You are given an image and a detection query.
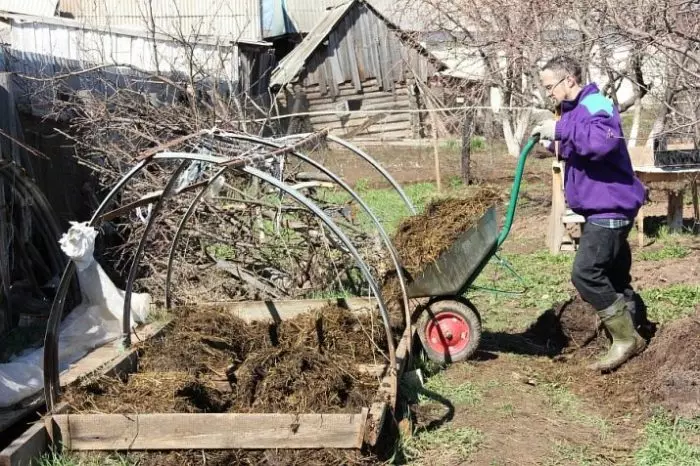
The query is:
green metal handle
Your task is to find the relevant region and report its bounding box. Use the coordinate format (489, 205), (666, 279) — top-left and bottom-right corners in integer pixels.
(496, 135), (540, 247)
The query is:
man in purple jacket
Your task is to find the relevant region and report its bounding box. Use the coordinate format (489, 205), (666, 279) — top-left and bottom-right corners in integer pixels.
(531, 55), (651, 372)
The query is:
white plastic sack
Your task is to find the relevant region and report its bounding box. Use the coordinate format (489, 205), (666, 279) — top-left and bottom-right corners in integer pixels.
(0, 222), (152, 408)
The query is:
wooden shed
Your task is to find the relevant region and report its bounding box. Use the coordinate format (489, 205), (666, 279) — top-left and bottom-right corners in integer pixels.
(269, 0), (446, 139)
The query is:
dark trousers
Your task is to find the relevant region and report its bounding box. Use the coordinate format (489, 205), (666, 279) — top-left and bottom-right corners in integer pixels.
(572, 222), (634, 311)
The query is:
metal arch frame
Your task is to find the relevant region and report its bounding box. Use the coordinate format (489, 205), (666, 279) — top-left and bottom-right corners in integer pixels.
(205, 134), (412, 336)
(164, 165), (229, 310)
(276, 133), (417, 215)
(0, 165), (80, 303)
(43, 158), (150, 411)
(144, 156), (398, 371)
(44, 148), (402, 410)
(121, 161), (188, 343)
(240, 165), (397, 376)
(44, 153), (232, 409)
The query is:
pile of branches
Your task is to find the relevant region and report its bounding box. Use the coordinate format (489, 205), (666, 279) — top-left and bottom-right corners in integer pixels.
(50, 75), (386, 305)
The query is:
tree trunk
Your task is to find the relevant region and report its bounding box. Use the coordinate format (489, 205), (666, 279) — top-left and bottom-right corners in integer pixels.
(627, 97), (642, 148)
(461, 110), (474, 184)
(667, 190), (685, 233)
(502, 110), (532, 157)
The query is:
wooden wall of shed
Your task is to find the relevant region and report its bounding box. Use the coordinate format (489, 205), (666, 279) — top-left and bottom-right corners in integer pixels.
(300, 78), (419, 139)
(300, 2), (437, 102)
(273, 2), (443, 139)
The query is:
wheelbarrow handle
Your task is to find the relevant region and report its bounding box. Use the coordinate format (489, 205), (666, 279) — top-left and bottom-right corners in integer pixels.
(496, 135), (540, 248)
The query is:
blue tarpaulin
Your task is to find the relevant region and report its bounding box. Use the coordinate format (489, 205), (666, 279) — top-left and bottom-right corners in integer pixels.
(262, 0), (297, 38)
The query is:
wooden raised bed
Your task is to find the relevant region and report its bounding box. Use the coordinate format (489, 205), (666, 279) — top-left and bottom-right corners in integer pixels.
(0, 321), (169, 466)
(5, 298), (413, 463)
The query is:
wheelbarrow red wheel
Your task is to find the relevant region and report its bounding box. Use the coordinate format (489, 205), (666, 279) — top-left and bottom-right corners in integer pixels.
(418, 299), (482, 364)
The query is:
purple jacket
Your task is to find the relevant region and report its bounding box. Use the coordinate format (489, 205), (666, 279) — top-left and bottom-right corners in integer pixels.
(552, 83), (646, 220)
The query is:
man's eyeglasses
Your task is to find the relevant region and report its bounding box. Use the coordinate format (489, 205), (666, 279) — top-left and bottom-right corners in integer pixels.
(545, 76), (567, 92)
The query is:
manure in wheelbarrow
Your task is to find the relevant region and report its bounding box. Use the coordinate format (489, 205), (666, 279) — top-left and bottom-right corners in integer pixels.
(392, 186), (503, 276)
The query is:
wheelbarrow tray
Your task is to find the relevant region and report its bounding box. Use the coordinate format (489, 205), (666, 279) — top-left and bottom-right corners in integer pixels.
(405, 206), (498, 298)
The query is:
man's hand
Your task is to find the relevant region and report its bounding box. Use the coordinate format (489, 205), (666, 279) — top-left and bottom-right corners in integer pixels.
(531, 119), (557, 141)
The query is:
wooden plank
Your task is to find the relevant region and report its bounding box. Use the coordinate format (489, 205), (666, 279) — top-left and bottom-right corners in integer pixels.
(310, 112), (409, 126)
(344, 15), (362, 92)
(199, 298), (376, 323)
(50, 411), (369, 451)
(0, 322), (168, 463)
(0, 321), (168, 435)
(356, 364), (388, 377)
(308, 93), (409, 108)
(0, 403), (66, 466)
(667, 190), (685, 233)
(547, 161), (566, 254)
(634, 170), (700, 183)
(62, 321), (169, 386)
(0, 422), (47, 466)
(375, 323), (415, 409)
(306, 86), (408, 102)
(364, 402), (387, 447)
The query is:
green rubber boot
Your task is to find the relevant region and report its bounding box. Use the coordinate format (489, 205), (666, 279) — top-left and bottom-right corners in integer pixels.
(588, 298), (647, 372)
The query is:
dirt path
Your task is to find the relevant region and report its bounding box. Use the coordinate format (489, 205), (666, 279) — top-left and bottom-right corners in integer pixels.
(390, 151), (700, 465)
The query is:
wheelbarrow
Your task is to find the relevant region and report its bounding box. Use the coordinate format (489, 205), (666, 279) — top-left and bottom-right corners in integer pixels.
(406, 136), (539, 363)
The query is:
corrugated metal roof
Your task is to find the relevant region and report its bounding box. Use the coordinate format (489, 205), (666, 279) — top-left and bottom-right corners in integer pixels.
(0, 0), (57, 17)
(5, 13), (257, 115)
(6, 14), (243, 72)
(283, 0), (430, 33)
(58, 0), (262, 41)
(2, 13), (270, 46)
(429, 47), (486, 80)
(364, 0), (430, 31)
(270, 0), (353, 87)
(283, 0), (341, 34)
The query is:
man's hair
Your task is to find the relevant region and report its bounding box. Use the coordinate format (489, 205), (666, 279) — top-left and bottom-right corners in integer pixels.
(542, 55), (583, 84)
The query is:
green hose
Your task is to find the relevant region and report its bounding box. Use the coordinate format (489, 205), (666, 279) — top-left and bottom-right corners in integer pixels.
(496, 135), (540, 248)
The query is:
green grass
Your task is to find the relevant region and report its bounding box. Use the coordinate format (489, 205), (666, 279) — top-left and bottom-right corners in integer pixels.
(638, 242), (690, 261)
(470, 250), (574, 332)
(37, 451), (134, 466)
(640, 284), (700, 324)
(320, 181), (439, 234)
(399, 425), (483, 464)
(541, 383), (610, 435)
(418, 371), (483, 406)
(634, 412), (700, 466)
(545, 442), (609, 466)
(206, 242), (237, 261)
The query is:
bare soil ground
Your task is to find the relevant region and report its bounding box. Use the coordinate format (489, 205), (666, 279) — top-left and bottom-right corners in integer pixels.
(51, 142), (699, 465)
(340, 142), (700, 465)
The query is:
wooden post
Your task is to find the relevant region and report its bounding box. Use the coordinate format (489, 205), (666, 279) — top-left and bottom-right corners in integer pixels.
(667, 190), (685, 233)
(636, 172), (647, 248)
(430, 110), (442, 193)
(692, 180), (699, 234)
(637, 205), (646, 248)
(547, 161), (566, 254)
(461, 110), (473, 184)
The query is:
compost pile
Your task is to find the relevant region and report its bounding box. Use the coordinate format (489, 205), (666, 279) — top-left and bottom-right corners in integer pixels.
(391, 186), (502, 276)
(621, 307), (700, 417)
(523, 296), (606, 356)
(66, 305), (387, 416)
(524, 297), (700, 418)
(71, 449), (378, 466)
